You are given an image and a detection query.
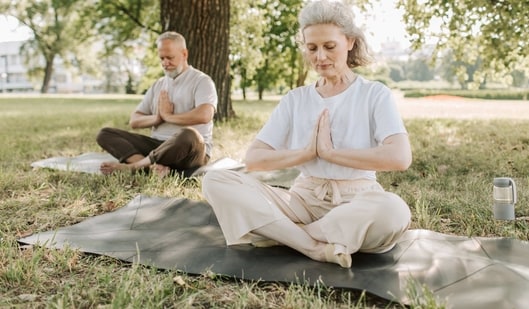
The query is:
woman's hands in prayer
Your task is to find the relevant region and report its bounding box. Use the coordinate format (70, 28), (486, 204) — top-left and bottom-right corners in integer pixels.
(305, 111), (320, 161)
(309, 108), (412, 171)
(316, 109), (334, 159)
(306, 108), (334, 160)
(246, 107), (410, 172)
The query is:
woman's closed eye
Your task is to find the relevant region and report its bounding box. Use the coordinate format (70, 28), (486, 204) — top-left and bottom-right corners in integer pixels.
(307, 44), (336, 52)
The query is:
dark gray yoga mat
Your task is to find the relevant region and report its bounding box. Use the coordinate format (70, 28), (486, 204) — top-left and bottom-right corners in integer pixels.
(18, 194), (529, 309)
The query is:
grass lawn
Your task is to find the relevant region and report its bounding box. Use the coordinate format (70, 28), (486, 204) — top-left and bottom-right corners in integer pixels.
(1, 95), (528, 308)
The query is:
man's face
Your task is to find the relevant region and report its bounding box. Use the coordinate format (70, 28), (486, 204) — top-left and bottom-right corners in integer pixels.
(158, 39), (187, 78)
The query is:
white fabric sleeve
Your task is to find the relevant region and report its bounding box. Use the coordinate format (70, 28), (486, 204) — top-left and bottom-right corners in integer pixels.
(194, 76), (218, 111)
(371, 84), (407, 144)
(135, 78), (164, 114)
(255, 95), (292, 150)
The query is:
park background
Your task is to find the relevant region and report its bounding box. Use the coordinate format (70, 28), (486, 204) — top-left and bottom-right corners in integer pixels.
(1, 0), (528, 106)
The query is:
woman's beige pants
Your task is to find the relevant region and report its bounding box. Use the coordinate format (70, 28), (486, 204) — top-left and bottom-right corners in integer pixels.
(202, 169), (411, 255)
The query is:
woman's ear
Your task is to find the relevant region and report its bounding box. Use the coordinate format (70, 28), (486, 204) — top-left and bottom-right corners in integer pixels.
(348, 38), (355, 51)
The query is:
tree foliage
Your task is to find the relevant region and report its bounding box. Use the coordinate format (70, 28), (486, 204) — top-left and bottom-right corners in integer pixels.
(230, 0), (267, 100)
(397, 0), (529, 88)
(4, 0), (528, 102)
(98, 0), (159, 40)
(95, 0), (160, 93)
(254, 0), (304, 100)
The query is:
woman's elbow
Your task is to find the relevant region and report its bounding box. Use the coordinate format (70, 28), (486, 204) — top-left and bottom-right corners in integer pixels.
(244, 151), (269, 171)
(393, 153), (412, 171)
(245, 162), (260, 171)
(385, 136), (412, 171)
(244, 154), (260, 171)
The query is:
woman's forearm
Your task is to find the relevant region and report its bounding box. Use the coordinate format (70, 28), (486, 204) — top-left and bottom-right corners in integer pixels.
(245, 144), (315, 171)
(318, 134), (412, 171)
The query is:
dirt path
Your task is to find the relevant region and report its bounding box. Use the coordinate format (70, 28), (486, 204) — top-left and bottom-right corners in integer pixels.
(395, 92), (529, 120)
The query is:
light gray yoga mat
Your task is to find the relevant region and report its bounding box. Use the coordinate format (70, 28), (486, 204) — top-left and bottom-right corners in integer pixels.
(31, 152), (245, 176)
(18, 194), (529, 309)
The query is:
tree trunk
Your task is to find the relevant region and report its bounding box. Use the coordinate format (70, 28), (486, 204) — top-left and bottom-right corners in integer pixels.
(41, 54), (55, 93)
(160, 0), (234, 121)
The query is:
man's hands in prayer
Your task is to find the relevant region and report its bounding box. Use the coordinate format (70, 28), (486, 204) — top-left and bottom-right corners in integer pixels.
(158, 90), (174, 121)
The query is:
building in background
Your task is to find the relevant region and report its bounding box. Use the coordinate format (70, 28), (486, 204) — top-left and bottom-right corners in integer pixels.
(0, 40), (104, 93)
(376, 39), (410, 62)
(0, 41), (32, 92)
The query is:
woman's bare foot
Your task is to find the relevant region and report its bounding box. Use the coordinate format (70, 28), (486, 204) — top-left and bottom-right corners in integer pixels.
(324, 244), (352, 268)
(100, 161), (134, 175)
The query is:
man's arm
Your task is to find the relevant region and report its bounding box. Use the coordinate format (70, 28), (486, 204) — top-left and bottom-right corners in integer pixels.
(161, 104), (215, 125)
(129, 111), (163, 129)
(158, 90), (215, 125)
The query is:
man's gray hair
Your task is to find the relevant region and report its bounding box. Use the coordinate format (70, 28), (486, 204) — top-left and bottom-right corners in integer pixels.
(156, 31), (187, 49)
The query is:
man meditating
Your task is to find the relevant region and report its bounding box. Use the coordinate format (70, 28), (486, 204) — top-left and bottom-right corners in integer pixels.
(96, 31), (217, 177)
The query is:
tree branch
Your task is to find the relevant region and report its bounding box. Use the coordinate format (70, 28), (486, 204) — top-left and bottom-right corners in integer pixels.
(107, 1), (161, 34)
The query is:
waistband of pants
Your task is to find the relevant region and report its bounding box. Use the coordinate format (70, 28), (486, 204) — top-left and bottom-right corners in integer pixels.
(293, 175), (383, 205)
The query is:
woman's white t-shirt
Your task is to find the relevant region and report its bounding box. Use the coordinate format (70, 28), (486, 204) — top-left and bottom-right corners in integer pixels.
(256, 75), (406, 180)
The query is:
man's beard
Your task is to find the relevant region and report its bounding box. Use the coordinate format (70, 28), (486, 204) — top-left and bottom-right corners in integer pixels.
(164, 64), (184, 79)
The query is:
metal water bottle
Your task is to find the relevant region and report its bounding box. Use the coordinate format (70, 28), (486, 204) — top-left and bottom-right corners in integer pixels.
(492, 177), (516, 220)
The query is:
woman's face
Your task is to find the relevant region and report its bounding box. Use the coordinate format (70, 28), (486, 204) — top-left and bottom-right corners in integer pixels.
(302, 23), (354, 78)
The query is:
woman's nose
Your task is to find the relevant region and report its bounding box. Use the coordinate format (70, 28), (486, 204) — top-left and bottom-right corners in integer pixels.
(316, 48), (327, 60)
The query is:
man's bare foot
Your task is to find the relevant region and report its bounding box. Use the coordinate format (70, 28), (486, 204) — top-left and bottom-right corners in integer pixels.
(150, 164), (171, 178)
(100, 161), (134, 175)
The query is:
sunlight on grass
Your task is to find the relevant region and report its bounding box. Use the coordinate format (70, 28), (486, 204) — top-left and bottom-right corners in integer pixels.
(403, 277), (447, 309)
(413, 193), (441, 230)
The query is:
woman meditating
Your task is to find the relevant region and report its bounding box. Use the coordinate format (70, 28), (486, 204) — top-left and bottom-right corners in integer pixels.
(202, 0), (412, 268)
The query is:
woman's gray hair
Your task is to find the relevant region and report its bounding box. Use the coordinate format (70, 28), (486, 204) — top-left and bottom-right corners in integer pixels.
(297, 0), (373, 68)
(156, 31), (187, 49)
